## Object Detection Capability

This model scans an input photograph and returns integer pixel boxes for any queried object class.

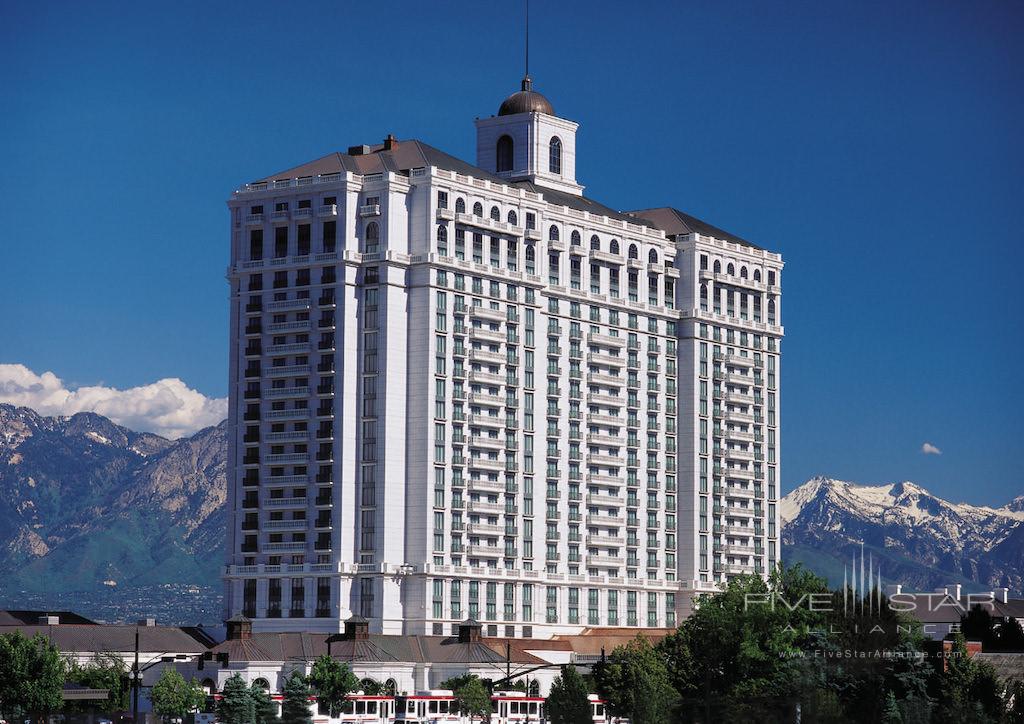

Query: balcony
[467,392,503,408]
[265,452,308,464]
[466,522,503,536]
[585,432,620,446]
[586,472,623,486]
[359,204,381,217]
[265,364,310,378]
[586,411,621,426]
[586,452,622,466]
[468,456,504,472]
[466,544,502,558]
[467,413,503,428]
[469,326,505,344]
[586,332,626,349]
[318,204,338,217]
[266,298,312,313]
[469,435,504,451]
[467,499,504,514]
[468,478,505,494]
[265,386,310,399]
[263,520,308,532]
[245,214,264,225]
[724,466,755,481]
[469,370,504,386]
[587,352,623,368]
[725,446,754,461]
[266,342,310,355]
[267,320,311,334]
[265,431,309,443]
[587,492,625,506]
[262,542,306,552]
[587,512,624,526]
[586,533,625,546]
[264,497,309,508]
[436,207,455,221]
[263,408,309,421]
[727,370,755,386]
[469,305,506,323]
[586,553,624,566]
[587,372,624,387]
[469,347,504,365]
[586,392,623,408]
[726,390,755,405]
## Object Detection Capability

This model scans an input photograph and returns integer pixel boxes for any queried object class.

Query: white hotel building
[223,77,784,637]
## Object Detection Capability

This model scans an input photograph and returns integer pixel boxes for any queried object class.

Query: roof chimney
[137,618,156,627]
[344,615,370,640]
[225,614,252,641]
[995,587,1009,604]
[885,584,903,596]
[348,144,372,156]
[946,584,963,599]
[458,619,482,644]
[383,134,398,151]
[38,615,59,625]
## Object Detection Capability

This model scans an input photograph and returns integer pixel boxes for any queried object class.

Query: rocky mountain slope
[781,477,1024,593]
[0,403,226,598]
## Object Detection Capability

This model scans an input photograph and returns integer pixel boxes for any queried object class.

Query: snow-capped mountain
[782,477,1024,593]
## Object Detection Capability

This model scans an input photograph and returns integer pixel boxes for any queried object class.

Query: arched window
[628,244,638,259]
[590,235,600,251]
[436,225,448,254]
[549,137,562,174]
[365,221,379,253]
[253,678,270,690]
[201,678,216,695]
[609,239,620,255]
[490,206,500,221]
[727,263,735,275]
[571,230,581,246]
[768,299,776,322]
[455,197,466,214]
[648,249,658,264]
[507,210,518,226]
[549,225,560,242]
[713,259,721,273]
[496,135,514,173]
[740,266,748,279]
[753,269,761,282]
[472,202,483,217]
[526,245,536,262]
[700,283,708,310]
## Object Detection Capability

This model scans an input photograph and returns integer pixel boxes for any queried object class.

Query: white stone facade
[223,86,783,637]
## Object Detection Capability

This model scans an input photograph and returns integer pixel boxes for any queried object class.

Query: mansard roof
[249,140,757,248]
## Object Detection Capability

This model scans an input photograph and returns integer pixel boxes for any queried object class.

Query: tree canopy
[307,655,359,717]
[546,665,592,724]
[0,631,66,724]
[281,670,313,724]
[148,668,206,721]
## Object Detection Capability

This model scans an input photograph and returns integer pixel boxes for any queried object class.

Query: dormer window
[496,135,514,173]
[549,137,562,174]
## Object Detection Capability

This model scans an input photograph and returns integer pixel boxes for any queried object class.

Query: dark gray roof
[960,597,1024,620]
[897,594,964,624]
[0,623,215,653]
[212,631,559,666]
[0,610,96,625]
[251,140,765,250]
[627,207,761,249]
[974,653,1024,682]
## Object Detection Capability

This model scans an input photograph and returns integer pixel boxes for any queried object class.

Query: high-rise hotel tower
[223,77,784,636]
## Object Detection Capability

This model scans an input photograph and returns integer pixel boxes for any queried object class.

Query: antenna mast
[525,0,530,79]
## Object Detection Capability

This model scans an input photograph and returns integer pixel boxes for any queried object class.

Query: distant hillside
[0,404,226,616]
[782,476,1024,593]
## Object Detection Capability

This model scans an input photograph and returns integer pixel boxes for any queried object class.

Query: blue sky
[1,0,1021,504]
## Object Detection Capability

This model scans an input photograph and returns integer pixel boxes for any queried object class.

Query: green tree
[880,690,902,723]
[593,637,676,724]
[932,634,1002,724]
[0,631,66,724]
[307,654,358,717]
[217,673,255,724]
[441,674,492,722]
[148,668,206,721]
[545,665,591,724]
[281,670,312,724]
[66,653,130,712]
[251,681,280,724]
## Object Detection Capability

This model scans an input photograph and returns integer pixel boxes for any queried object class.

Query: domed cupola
[475,75,584,196]
[498,76,555,117]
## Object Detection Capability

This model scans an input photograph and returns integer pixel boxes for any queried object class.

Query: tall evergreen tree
[217,673,255,724]
[281,670,313,724]
[546,665,591,724]
[251,682,280,724]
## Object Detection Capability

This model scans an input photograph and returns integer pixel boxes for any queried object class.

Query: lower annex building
[223,75,785,637]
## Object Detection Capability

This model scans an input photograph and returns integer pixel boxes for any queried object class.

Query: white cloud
[0,363,227,439]
[921,442,942,456]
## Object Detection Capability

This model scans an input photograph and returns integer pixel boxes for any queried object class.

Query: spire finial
[525,0,530,80]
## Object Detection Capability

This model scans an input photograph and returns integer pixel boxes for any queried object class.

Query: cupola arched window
[496,135,514,173]
[549,225,560,241]
[713,260,722,273]
[727,263,735,275]
[610,239,620,255]
[590,235,600,251]
[740,266,748,279]
[472,202,483,217]
[490,206,501,221]
[364,221,380,253]
[753,269,761,282]
[628,244,638,259]
[455,197,466,214]
[648,249,658,264]
[436,225,448,255]
[507,210,518,226]
[549,137,562,174]
[571,230,581,246]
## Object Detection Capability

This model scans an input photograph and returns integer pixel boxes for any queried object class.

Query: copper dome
[498,76,554,116]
